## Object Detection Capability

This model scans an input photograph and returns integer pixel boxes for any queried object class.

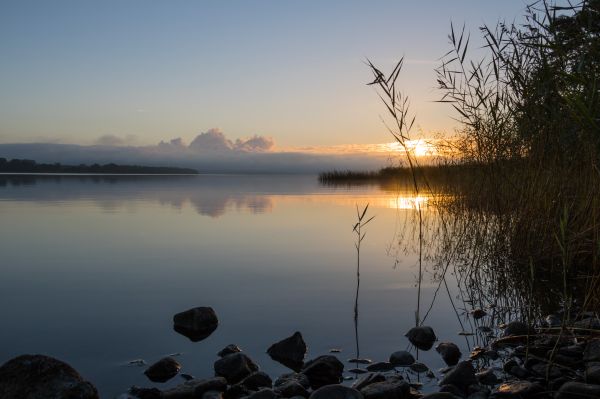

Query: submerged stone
[389,351,415,367]
[144,357,181,383]
[436,342,462,366]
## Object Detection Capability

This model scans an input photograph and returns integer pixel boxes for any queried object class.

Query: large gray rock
[389,351,414,367]
[310,385,364,399]
[0,354,99,399]
[438,361,477,393]
[163,377,226,399]
[301,355,344,389]
[214,353,259,384]
[556,382,600,399]
[267,332,307,372]
[436,342,462,366]
[359,376,410,399]
[173,306,219,342]
[145,357,181,383]
[405,326,437,350]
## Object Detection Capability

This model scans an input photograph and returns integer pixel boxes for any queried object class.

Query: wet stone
[245,389,278,399]
[556,382,600,399]
[240,371,272,391]
[144,357,181,383]
[218,344,242,358]
[494,380,543,398]
[273,381,309,398]
[436,342,462,366]
[273,372,310,389]
[389,351,415,367]
[267,331,307,372]
[163,377,227,399]
[301,355,344,389]
[359,376,410,399]
[501,321,530,337]
[470,309,487,319]
[476,369,499,386]
[173,306,219,342]
[214,353,259,384]
[0,354,100,399]
[586,362,600,384]
[584,339,600,362]
[405,326,437,351]
[409,362,429,373]
[351,372,386,391]
[129,386,162,399]
[439,361,477,394]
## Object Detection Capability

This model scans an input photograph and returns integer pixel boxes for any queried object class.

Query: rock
[274,381,309,397]
[129,386,162,399]
[267,332,307,372]
[181,373,195,381]
[202,392,223,399]
[438,361,477,393]
[470,309,487,319]
[240,371,272,390]
[144,357,181,383]
[0,354,99,399]
[545,314,561,327]
[439,384,464,397]
[223,384,250,399]
[173,306,219,342]
[501,321,529,337]
[359,376,410,399]
[215,353,259,384]
[301,355,344,389]
[494,381,543,398]
[218,344,242,357]
[475,369,498,386]
[273,372,310,389]
[366,362,395,372]
[529,362,562,380]
[389,351,415,367]
[409,362,429,373]
[163,377,227,399]
[586,362,600,384]
[436,342,462,366]
[245,389,278,399]
[556,382,600,399]
[584,339,600,362]
[405,326,437,351]
[352,373,386,391]
[309,385,364,399]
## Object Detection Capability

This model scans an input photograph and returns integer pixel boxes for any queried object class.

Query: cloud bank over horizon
[0,129,393,173]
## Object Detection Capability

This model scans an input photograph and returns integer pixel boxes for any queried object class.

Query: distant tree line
[0,158,198,174]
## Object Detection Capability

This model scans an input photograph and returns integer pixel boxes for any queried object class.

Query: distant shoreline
[0,157,199,175]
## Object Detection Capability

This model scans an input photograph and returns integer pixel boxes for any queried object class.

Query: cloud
[234,135,274,152]
[95,134,137,146]
[189,128,232,152]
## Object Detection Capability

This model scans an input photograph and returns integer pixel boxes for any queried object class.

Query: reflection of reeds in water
[352,204,374,372]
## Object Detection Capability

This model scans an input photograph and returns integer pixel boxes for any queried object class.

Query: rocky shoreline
[1,306,599,399]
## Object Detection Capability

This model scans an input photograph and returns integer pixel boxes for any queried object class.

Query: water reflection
[0,174,432,217]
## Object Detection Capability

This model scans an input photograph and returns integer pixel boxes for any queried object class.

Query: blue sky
[0,0,528,148]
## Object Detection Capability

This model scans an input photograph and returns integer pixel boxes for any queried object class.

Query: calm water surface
[0,175,466,397]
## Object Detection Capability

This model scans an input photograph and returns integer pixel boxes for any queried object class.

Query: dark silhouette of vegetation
[0,158,198,174]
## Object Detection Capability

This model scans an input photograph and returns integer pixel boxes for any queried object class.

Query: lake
[0,174,471,397]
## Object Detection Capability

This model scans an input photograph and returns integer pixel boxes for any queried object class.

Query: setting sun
[386,139,437,157]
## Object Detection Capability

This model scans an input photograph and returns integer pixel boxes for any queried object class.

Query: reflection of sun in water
[386,139,436,157]
[388,196,429,210]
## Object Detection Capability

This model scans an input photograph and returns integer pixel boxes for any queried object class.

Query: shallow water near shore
[1,174,474,397]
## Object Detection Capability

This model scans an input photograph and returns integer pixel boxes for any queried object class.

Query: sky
[0,0,529,153]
